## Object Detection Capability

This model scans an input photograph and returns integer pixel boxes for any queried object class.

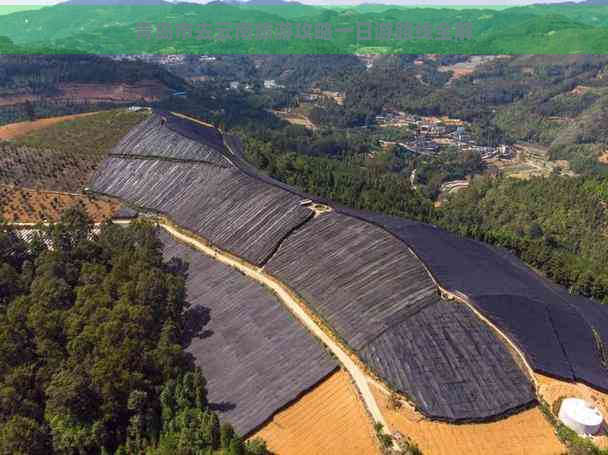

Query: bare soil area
[252,370,379,455]
[0,185,119,223]
[371,384,564,455]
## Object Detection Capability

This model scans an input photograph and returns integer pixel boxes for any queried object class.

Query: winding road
[8,218,392,443]
[156,221,391,433]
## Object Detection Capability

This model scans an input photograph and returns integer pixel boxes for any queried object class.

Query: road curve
[156,221,391,433]
[5,218,393,443]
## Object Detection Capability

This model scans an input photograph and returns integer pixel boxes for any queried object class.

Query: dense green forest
[0,208,267,455]
[3,3,608,54]
[243,135,433,220]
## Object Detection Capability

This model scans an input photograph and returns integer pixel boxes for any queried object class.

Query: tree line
[0,208,268,455]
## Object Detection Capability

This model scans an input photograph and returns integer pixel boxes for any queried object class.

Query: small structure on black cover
[112,206,138,221]
[559,398,603,435]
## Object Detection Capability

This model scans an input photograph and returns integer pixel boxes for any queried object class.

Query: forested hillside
[0,208,268,455]
[436,176,608,304]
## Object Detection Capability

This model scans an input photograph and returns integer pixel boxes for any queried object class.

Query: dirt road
[157,222,390,433]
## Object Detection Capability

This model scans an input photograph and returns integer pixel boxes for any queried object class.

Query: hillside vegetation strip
[0,112,97,140]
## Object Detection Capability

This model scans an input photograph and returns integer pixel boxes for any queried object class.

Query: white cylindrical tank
[558,398,603,435]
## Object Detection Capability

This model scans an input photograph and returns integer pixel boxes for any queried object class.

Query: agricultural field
[272,109,317,131]
[159,230,337,435]
[491,145,575,180]
[14,109,149,157]
[252,370,379,455]
[0,109,149,192]
[0,112,97,140]
[0,185,118,223]
[0,142,110,192]
[370,384,564,455]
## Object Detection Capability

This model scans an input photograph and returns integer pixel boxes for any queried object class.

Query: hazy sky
[0,0,582,4]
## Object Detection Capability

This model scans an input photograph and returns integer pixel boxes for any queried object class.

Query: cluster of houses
[299,88,345,105]
[377,110,514,160]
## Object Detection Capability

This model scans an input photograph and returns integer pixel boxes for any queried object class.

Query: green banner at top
[1,3,608,54]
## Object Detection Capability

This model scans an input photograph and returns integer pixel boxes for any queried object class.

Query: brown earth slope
[371,384,564,455]
[251,370,379,455]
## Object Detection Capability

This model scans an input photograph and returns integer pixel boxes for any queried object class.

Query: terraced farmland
[91,157,313,265]
[0,109,149,192]
[158,230,337,435]
[265,212,536,421]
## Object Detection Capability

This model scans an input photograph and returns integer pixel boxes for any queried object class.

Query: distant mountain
[207,0,301,4]
[536,0,608,4]
[64,0,170,5]
[206,0,241,5]
[246,0,302,5]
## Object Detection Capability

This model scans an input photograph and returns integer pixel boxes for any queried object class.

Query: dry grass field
[537,373,608,449]
[0,112,98,140]
[0,185,119,223]
[370,384,564,455]
[251,370,379,455]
